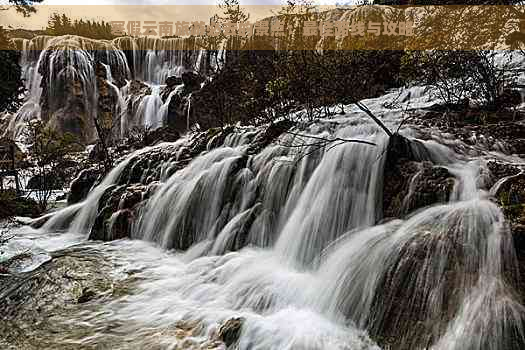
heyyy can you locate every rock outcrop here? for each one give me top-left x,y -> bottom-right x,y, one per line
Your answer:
67,167 -> 101,205
382,133 -> 454,219
495,172 -> 525,301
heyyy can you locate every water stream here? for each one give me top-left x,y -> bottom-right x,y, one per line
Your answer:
2,35 -> 524,350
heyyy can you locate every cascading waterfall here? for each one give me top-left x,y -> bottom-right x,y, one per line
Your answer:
34,97 -> 525,348
136,84 -> 164,129
42,146 -> 151,233
7,35 -> 225,140
7,33 -> 523,349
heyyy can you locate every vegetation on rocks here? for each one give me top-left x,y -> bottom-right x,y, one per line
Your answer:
0,190 -> 40,220
0,27 -> 24,113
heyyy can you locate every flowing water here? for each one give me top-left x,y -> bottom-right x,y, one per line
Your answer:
4,95 -> 524,349
6,35 -> 225,141
2,36 -> 525,349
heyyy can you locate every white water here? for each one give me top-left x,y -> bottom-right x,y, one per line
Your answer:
7,35 -> 225,140
3,34 -> 525,349
3,93 -> 517,349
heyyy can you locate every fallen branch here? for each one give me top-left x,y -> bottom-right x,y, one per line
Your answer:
275,130 -> 376,165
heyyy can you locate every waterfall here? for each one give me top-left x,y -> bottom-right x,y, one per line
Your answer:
36,110 -> 525,348
186,92 -> 192,131
136,84 -> 164,130
12,35 -> 524,349
42,146 -> 149,233
8,35 -> 222,140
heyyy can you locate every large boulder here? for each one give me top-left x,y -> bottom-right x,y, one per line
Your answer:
165,75 -> 183,88
89,184 -> 149,241
495,173 -> 525,297
181,71 -> 203,93
67,167 -> 101,205
143,126 -> 181,146
382,134 -> 452,219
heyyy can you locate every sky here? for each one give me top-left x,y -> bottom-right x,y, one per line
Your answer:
0,0 -> 310,30
0,0 -> 351,30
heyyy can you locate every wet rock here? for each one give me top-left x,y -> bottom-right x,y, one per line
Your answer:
89,184 -> 126,241
107,209 -> 134,240
495,173 -> 525,301
0,248 -> 112,325
383,134 -> 446,219
181,71 -> 203,93
88,141 -> 108,162
496,173 -> 525,208
165,75 -> 182,88
217,317 -> 244,347
129,80 -> 151,96
38,50 -> 94,144
95,63 -> 119,144
486,161 -> 521,188
247,120 -> 296,154
206,126 -> 236,150
161,92 -> 193,133
143,125 -> 180,146
416,110 -> 525,155
0,248 -> 114,348
77,287 -> 97,303
89,184 -> 149,241
383,161 -> 455,218
67,167 -> 101,205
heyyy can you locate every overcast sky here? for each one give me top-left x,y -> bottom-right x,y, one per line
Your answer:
2,0 -> 319,30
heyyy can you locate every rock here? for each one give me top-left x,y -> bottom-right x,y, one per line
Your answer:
129,80 -> 151,96
486,161 -> 521,186
494,173 -> 525,302
165,75 -> 183,87
162,92 -> 192,133
383,161 -> 455,219
247,120 -> 296,154
382,134 -> 446,218
89,184 -> 148,241
143,126 -> 181,146
416,110 -> 525,155
67,167 -> 100,205
95,63 -> 119,143
107,209 -> 134,240
181,71 -> 203,92
496,173 -> 525,208
77,287 -> 97,303
38,50 -> 97,144
88,142 -> 108,163
217,317 -> 244,347
0,248 -> 114,348
384,133 -> 431,170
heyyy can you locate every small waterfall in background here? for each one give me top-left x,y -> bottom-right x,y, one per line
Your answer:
4,33 -> 525,350
7,35 -> 221,141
